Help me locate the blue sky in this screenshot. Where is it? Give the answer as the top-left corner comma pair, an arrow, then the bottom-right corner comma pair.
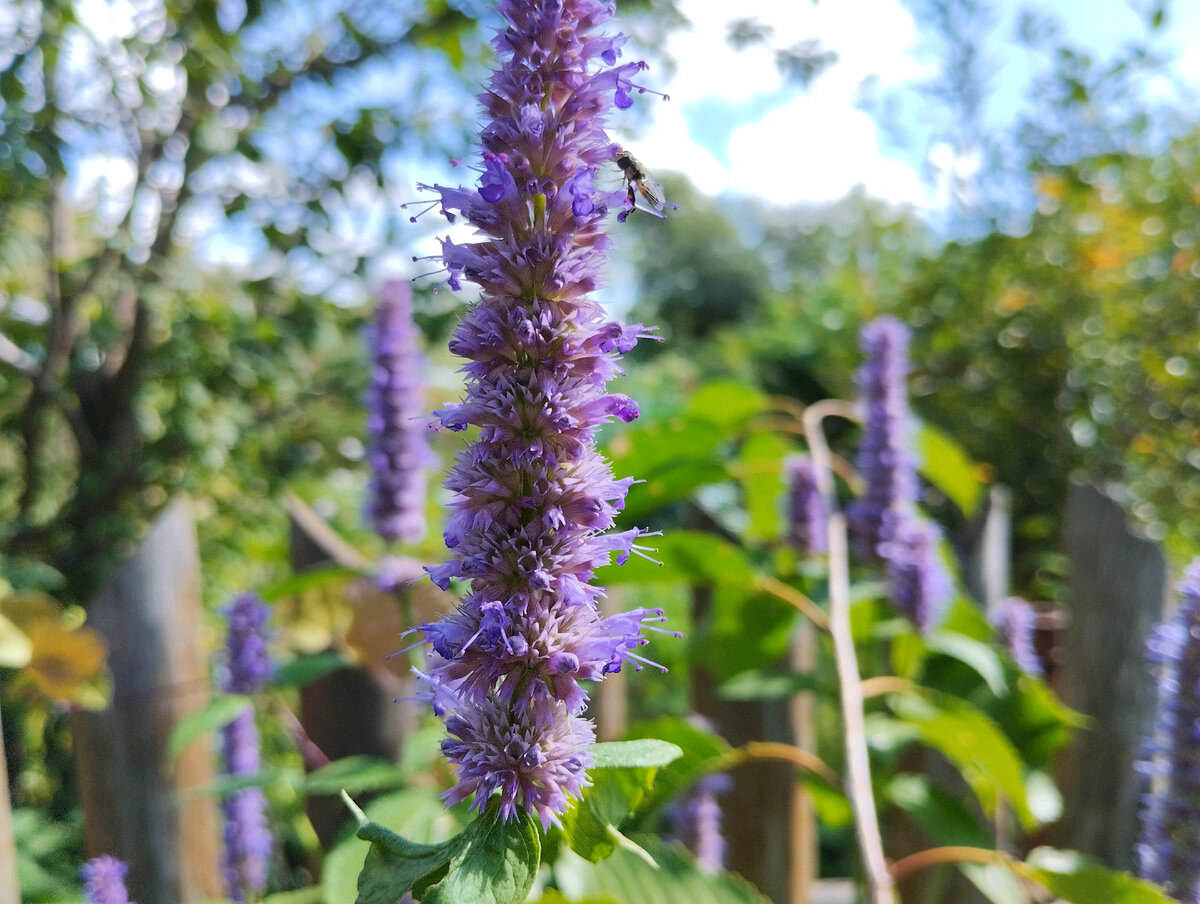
623,0 -> 1200,210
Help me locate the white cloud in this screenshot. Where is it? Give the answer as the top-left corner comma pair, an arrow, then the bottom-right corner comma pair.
632,0 -> 930,207
726,97 -> 927,206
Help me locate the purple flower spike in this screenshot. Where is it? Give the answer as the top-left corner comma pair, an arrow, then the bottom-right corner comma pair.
667,772 -> 733,874
848,316 -> 918,558
410,0 -> 668,826
991,597 -> 1042,677
1136,560 -> 1200,900
218,593 -> 273,902
366,279 -> 435,544
882,517 -> 951,634
81,856 -> 134,904
785,454 -> 828,555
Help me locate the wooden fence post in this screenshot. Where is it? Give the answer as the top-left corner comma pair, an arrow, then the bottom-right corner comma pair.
1052,481 -> 1167,869
71,496 -> 223,904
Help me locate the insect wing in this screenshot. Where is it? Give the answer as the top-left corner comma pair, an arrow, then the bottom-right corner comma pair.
636,177 -> 667,211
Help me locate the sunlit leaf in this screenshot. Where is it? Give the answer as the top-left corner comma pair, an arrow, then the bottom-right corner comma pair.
591,739 -> 683,769
888,689 -> 1035,828
916,421 -> 984,517
1023,847 -> 1175,903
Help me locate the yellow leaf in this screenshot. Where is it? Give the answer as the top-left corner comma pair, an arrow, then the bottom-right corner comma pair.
26,621 -> 109,703
1,591 -> 62,632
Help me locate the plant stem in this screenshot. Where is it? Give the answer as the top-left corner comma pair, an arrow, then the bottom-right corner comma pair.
804,399 -> 896,904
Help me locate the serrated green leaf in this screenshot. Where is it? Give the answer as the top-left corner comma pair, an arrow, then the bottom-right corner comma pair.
302,756 -> 407,794
270,650 -> 351,688
1024,847 -> 1175,903
167,694 -> 251,763
423,810 -> 540,904
916,421 -> 983,517
591,739 -> 683,769
325,787 -> 465,904
353,818 -> 467,904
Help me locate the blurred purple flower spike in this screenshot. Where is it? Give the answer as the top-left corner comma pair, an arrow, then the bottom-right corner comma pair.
218,592 -> 273,902
366,279 -> 435,544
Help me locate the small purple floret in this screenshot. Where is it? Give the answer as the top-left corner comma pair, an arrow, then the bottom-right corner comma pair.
81,856 -> 134,904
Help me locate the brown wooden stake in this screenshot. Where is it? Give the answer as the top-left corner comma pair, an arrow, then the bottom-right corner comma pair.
71,496 -> 223,904
788,618 -> 817,904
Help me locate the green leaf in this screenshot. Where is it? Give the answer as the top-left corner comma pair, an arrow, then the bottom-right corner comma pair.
916,421 -> 984,517
888,689 -> 1035,828
1023,847 -> 1175,903
736,431 -> 791,542
591,739 -> 683,769
684,381 -> 768,430
621,717 -> 733,829
324,787 -> 466,904
353,818 -> 467,904
987,674 -> 1087,769
423,809 -> 540,904
560,834 -> 772,904
270,650 -> 350,688
925,631 -> 1008,698
167,694 -> 251,763
302,756 -> 408,794
884,774 -> 992,848
560,764 -> 659,862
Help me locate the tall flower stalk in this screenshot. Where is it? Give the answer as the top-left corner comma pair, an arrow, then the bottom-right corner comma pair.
218,592 -> 273,903
1136,559 -> 1200,901
850,316 -> 949,634
410,0 -> 668,829
366,279 -> 434,545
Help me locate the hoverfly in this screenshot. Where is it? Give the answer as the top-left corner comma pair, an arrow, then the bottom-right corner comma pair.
615,148 -> 668,215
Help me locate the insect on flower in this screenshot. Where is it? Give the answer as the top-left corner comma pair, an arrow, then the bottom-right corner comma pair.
616,148 -> 668,213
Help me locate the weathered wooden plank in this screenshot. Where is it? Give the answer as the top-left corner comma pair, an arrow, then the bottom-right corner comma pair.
1052,481 -> 1167,868
71,496 -> 222,904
